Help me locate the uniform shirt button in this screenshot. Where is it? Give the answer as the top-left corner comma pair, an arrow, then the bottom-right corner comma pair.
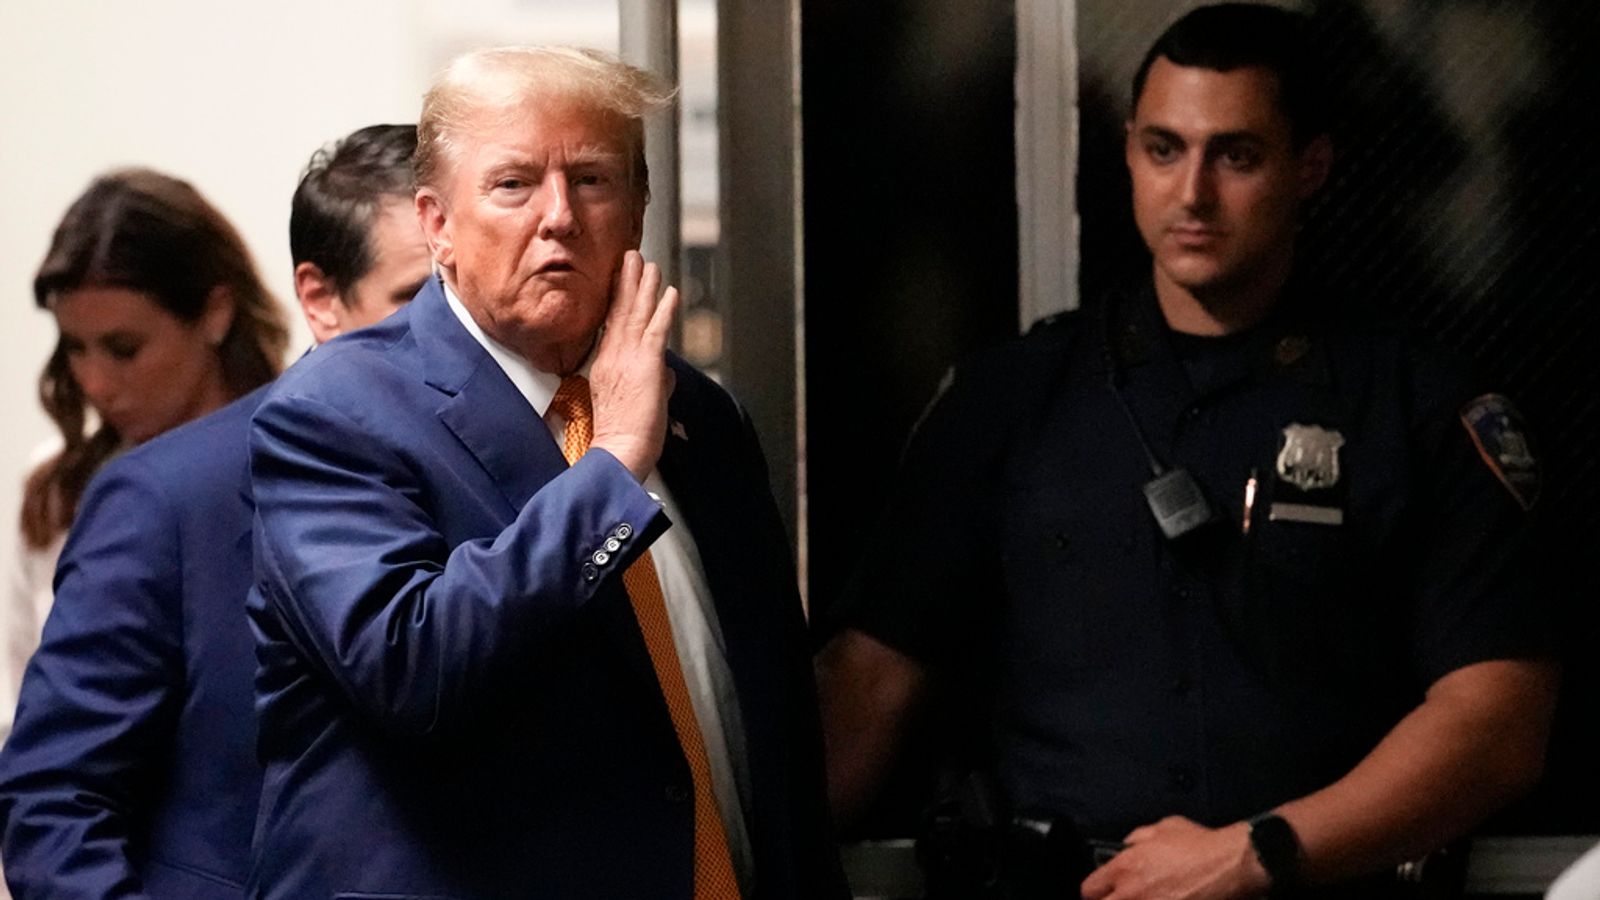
664,784 -> 690,803
582,563 -> 599,582
592,550 -> 611,566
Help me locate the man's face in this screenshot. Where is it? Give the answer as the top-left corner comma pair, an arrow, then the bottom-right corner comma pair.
420,97 -> 644,371
1126,58 -> 1328,303
338,197 -> 432,332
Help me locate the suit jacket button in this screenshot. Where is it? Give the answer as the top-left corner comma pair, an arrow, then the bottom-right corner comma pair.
604,537 -> 622,553
615,523 -> 633,540
592,550 -> 611,566
664,784 -> 690,803
582,563 -> 599,582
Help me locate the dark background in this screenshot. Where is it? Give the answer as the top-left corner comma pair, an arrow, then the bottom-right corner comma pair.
800,0 -> 1600,836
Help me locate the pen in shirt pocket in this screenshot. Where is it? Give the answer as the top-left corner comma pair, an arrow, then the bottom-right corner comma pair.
1242,467 -> 1258,535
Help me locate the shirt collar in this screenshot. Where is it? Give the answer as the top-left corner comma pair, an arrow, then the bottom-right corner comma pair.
1105,278 -> 1331,392
441,279 -> 567,416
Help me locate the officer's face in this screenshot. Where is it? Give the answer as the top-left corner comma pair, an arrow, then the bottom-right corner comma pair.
1126,58 -> 1329,308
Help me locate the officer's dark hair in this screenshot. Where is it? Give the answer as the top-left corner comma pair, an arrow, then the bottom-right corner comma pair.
290,124 -> 419,301
1131,3 -> 1329,147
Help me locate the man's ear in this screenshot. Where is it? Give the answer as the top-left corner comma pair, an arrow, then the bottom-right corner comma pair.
294,261 -> 344,345
416,188 -> 454,268
201,284 -> 237,348
629,190 -> 647,250
1297,134 -> 1334,198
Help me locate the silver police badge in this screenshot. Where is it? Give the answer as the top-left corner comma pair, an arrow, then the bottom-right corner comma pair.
1276,423 -> 1345,492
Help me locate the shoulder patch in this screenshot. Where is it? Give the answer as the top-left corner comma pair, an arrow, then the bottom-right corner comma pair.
1459,393 -> 1540,511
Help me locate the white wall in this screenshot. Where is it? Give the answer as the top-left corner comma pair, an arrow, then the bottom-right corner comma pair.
0,0 -> 619,578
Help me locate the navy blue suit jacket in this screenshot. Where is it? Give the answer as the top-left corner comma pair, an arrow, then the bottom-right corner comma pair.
0,388 -> 267,898
247,279 -> 843,899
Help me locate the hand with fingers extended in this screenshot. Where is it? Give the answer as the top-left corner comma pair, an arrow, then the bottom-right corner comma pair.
1079,817 -> 1270,900
588,249 -> 680,481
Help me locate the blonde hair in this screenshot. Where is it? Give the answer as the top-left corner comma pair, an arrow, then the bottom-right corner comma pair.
415,46 -> 675,198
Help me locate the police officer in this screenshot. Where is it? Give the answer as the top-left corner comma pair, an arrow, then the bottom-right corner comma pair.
816,5 -> 1558,899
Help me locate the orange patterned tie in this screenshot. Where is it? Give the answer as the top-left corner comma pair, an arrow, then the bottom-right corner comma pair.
548,375 -> 741,900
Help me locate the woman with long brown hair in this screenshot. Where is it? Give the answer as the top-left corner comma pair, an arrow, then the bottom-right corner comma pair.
1,168 -> 288,744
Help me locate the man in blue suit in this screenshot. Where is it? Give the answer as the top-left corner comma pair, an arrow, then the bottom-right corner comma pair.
0,124 -> 429,898
246,46 -> 844,899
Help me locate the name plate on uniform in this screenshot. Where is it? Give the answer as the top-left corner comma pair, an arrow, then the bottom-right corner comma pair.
1268,502 -> 1343,526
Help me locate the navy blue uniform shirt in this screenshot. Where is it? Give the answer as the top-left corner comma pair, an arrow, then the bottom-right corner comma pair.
835,282 -> 1547,840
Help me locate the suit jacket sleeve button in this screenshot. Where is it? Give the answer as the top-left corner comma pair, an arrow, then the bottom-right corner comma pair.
582,563 -> 599,582
592,550 -> 611,566
604,537 -> 622,553
615,523 -> 633,540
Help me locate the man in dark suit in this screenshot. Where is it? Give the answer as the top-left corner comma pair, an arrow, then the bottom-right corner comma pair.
0,124 -> 428,899
245,46 -> 843,900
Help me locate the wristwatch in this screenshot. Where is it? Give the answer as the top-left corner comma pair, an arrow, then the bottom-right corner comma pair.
1247,812 -> 1303,891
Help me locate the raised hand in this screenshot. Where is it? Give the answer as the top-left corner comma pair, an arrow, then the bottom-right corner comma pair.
588,250 -> 680,481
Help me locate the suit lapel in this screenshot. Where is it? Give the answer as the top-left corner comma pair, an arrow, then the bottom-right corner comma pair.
436,379 -> 566,514
655,370 -> 762,690
410,280 -> 568,513
658,370 -> 804,848
409,280 -> 671,730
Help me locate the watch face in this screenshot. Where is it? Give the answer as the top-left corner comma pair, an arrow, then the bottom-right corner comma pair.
1250,813 -> 1302,885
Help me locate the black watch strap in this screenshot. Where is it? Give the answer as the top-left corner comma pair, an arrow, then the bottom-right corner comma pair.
1247,812 -> 1303,891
